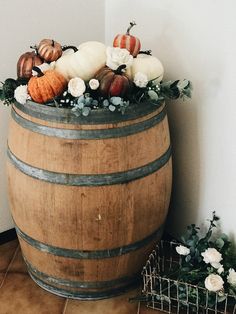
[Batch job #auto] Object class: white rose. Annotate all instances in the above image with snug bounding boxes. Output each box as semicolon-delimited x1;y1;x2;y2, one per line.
201;248;222;265
89;79;99;90
134;72;149;88
217;265;224;274
14;85;30;105
204;274;224;292
227;268;236;287
106;47;133;71
68;77;86;97
176;245;190;256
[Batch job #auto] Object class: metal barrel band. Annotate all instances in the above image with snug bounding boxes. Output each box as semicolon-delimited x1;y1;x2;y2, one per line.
15;223;164;259
24;257;140;289
7;145;172;186
14;100;164;125
28;271;140;300
11;105;167;140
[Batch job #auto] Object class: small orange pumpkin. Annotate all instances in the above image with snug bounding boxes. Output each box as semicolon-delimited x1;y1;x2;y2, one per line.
113;21;141;57
17;51;43;79
28;68;67;103
37;39;62;62
95;65;132;97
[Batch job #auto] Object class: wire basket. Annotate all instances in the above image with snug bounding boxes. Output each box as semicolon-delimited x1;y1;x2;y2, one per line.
141;241;236;314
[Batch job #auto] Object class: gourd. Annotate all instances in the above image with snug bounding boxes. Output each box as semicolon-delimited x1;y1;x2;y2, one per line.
28;67;67;103
113;21;141;57
54;41;107;81
37;39;62;62
17;52;43;79
95;65;132;97
126;51;164;83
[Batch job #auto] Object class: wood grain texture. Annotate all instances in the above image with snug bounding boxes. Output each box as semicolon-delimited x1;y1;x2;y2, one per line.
8;107;169;174
7;103;172;298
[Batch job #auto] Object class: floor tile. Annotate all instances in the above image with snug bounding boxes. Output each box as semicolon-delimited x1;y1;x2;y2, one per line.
8;246;28;273
0;239;18;272
65;288;140;314
0;273;66;314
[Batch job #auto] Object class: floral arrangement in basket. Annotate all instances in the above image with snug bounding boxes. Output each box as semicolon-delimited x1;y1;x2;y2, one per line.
175;212;236;309
0;21;192;116
139;212;236;313
136;212;236;314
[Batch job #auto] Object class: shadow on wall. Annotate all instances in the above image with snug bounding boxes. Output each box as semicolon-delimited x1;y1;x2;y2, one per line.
155;20;203;239
166;97;201;239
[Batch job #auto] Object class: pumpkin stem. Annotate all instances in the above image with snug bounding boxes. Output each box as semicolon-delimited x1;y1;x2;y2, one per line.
139;50;152;56
114;64;127;74
32;66;44;77
62;45;78;53
126;21;136;35
30;45;39;55
52;40;55;47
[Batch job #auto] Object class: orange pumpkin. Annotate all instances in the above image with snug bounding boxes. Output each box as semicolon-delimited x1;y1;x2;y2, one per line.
37;39;62;62
17;51;43;79
28;68;67;103
113;21;141;57
95;65;132;97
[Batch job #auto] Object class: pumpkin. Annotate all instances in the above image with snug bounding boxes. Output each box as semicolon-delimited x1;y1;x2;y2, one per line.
54;41;106;81
113;21;141;57
37;39;62;62
95;65;132;97
28;67;67;103
17;51;43;79
126;51;164;83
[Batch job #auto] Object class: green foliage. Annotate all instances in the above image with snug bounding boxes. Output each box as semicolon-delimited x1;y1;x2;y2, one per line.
0;78;17;105
175;212;236;310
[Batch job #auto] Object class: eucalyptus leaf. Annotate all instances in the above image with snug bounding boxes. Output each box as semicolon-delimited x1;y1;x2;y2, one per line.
185;255;191;263
82;107;91;116
148;90;158;101
103;99;109;107
110;97;122;106
78;102;84;109
77;95;85;104
109;104;116;112
215;238;224;249
177;79;189;90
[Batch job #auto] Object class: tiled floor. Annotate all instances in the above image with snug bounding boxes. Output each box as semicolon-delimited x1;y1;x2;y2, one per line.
0;239;163;314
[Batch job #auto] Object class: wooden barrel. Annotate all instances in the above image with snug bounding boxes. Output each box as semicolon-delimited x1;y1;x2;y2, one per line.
7;100;172;300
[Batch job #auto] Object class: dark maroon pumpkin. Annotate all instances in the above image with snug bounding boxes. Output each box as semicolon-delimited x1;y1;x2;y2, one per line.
17;52;43;79
95;65;132;97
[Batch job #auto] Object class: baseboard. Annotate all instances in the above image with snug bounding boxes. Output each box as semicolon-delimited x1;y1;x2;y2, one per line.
0;228;17;245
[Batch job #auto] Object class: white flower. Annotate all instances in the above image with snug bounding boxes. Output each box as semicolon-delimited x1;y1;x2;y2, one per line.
14;85;30;105
217;265;224;274
89;79;99;90
68;77;86;97
106;47;133;71
204;274;224;292
227;268;236;287
32;63;51;76
134;72;149;88
176;245;190;256
201;248;222;266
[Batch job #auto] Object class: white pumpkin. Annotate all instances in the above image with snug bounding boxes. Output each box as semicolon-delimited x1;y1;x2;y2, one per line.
126;53;164;83
54;41;107;81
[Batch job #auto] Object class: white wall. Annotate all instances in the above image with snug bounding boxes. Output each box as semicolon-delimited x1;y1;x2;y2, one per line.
0;0;105;232
106;0;236;239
